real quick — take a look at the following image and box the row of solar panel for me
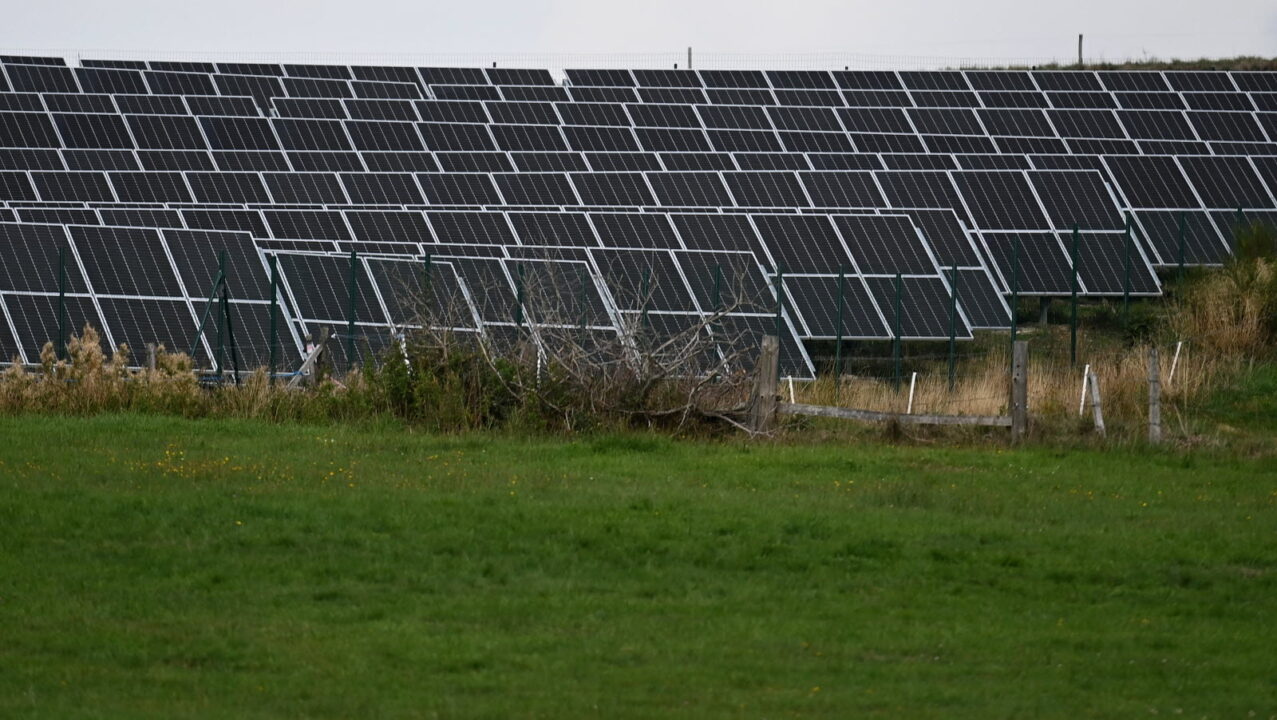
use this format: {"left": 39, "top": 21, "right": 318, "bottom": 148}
{"left": 8, "top": 61, "right": 1277, "bottom": 111}
{"left": 0, "top": 167, "right": 1128, "bottom": 223}
{"left": 0, "top": 194, "right": 1161, "bottom": 312}
{"left": 2, "top": 104, "right": 1274, "bottom": 149}
{"left": 14, "top": 56, "right": 1277, "bottom": 92}
{"left": 6, "top": 193, "right": 1236, "bottom": 276}
{"left": 0, "top": 220, "right": 830, "bottom": 374}
{"left": 0, "top": 212, "right": 984, "bottom": 333}
{"left": 9, "top": 86, "right": 1277, "bottom": 121}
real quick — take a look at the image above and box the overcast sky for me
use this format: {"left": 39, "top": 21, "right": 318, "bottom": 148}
{"left": 3, "top": 0, "right": 1274, "bottom": 67}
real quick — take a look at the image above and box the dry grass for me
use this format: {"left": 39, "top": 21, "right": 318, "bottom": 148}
{"left": 794, "top": 254, "right": 1274, "bottom": 443}
{"left": 795, "top": 343, "right": 1236, "bottom": 431}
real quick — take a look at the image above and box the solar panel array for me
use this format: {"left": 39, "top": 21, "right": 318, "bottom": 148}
{"left": 2, "top": 56, "right": 1276, "bottom": 377}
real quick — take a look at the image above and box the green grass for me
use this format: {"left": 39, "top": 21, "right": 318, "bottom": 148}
{"left": 0, "top": 414, "right": 1274, "bottom": 719}
{"left": 1202, "top": 363, "right": 1277, "bottom": 435}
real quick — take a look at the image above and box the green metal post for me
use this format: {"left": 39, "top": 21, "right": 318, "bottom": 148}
{"left": 775, "top": 265, "right": 785, "bottom": 381}
{"left": 222, "top": 284, "right": 242, "bottom": 386}
{"left": 947, "top": 263, "right": 958, "bottom": 391}
{"left": 346, "top": 250, "right": 358, "bottom": 368}
{"left": 892, "top": 273, "right": 902, "bottom": 391}
{"left": 268, "top": 254, "right": 278, "bottom": 385}
{"left": 189, "top": 266, "right": 225, "bottom": 365}
{"left": 215, "top": 252, "right": 227, "bottom": 377}
{"left": 514, "top": 264, "right": 526, "bottom": 330}
{"left": 215, "top": 292, "right": 226, "bottom": 377}
{"left": 1176, "top": 211, "right": 1186, "bottom": 287}
{"left": 1122, "top": 212, "right": 1132, "bottom": 327}
{"left": 1010, "top": 234, "right": 1020, "bottom": 357}
{"left": 57, "top": 247, "right": 67, "bottom": 361}
{"left": 834, "top": 269, "right": 845, "bottom": 403}
{"left": 1070, "top": 224, "right": 1079, "bottom": 367}
{"left": 1234, "top": 206, "right": 1244, "bottom": 254}
{"left": 712, "top": 264, "right": 722, "bottom": 315}
{"left": 577, "top": 266, "right": 588, "bottom": 330}
{"left": 774, "top": 265, "right": 785, "bottom": 337}
{"left": 423, "top": 252, "right": 433, "bottom": 318}
{"left": 639, "top": 266, "right": 650, "bottom": 329}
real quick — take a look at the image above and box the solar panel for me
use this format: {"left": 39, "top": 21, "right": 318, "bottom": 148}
{"left": 1027, "top": 170, "right": 1124, "bottom": 230}
{"left": 1177, "top": 156, "right": 1274, "bottom": 208}
{"left": 569, "top": 172, "right": 655, "bottom": 206}
{"left": 10, "top": 63, "right": 1277, "bottom": 371}
{"left": 834, "top": 215, "right": 937, "bottom": 275}
{"left": 508, "top": 212, "right": 598, "bottom": 246}
{"left": 863, "top": 276, "right": 970, "bottom": 339}
{"left": 3, "top": 294, "right": 105, "bottom": 364}
{"left": 750, "top": 214, "right": 848, "bottom": 272}
{"left": 648, "top": 172, "right": 734, "bottom": 206}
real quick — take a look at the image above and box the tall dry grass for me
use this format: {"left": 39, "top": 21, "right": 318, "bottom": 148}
{"left": 795, "top": 244, "right": 1274, "bottom": 442}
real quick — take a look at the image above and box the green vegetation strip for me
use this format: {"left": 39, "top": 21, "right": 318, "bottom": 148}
{"left": 0, "top": 415, "right": 1274, "bottom": 718}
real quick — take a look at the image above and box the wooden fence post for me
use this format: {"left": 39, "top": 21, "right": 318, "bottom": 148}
{"left": 145, "top": 343, "right": 156, "bottom": 371}
{"left": 1088, "top": 369, "right": 1106, "bottom": 438}
{"left": 1010, "top": 340, "right": 1028, "bottom": 444}
{"left": 749, "top": 335, "right": 780, "bottom": 433}
{"left": 1148, "top": 347, "right": 1161, "bottom": 444}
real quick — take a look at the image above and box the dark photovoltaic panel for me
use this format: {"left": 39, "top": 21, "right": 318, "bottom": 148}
{"left": 648, "top": 172, "right": 734, "bottom": 206}
{"left": 590, "top": 212, "right": 680, "bottom": 248}
{"left": 982, "top": 232, "right": 1073, "bottom": 294}
{"left": 427, "top": 211, "right": 515, "bottom": 245}
{"left": 799, "top": 171, "right": 886, "bottom": 207}
{"left": 724, "top": 171, "right": 809, "bottom": 207}
{"left": 1071, "top": 233, "right": 1160, "bottom": 295}
{"left": 69, "top": 225, "right": 183, "bottom": 297}
{"left": 1177, "top": 157, "right": 1274, "bottom": 208}
{"left": 946, "top": 267, "right": 1009, "bottom": 329}
{"left": 863, "top": 276, "right": 970, "bottom": 339}
{"left": 750, "top": 214, "right": 848, "bottom": 272}
{"left": 1028, "top": 170, "right": 1124, "bottom": 230}
{"left": 569, "top": 171, "right": 655, "bottom": 206}
{"left": 345, "top": 210, "right": 434, "bottom": 244}
{"left": 508, "top": 212, "right": 598, "bottom": 246}
{"left": 3, "top": 294, "right": 105, "bottom": 363}
{"left": 834, "top": 215, "right": 936, "bottom": 275}
{"left": 163, "top": 228, "right": 270, "bottom": 301}
{"left": 5, "top": 62, "right": 1277, "bottom": 370}
{"left": 1104, "top": 156, "right": 1199, "bottom": 208}
{"left": 673, "top": 250, "right": 772, "bottom": 314}
{"left": 590, "top": 248, "right": 694, "bottom": 311}
{"left": 952, "top": 171, "right": 1050, "bottom": 230}
{"left": 368, "top": 258, "right": 476, "bottom": 329}
{"left": 276, "top": 252, "right": 383, "bottom": 323}
{"left": 0, "top": 222, "right": 88, "bottom": 292}
{"left": 783, "top": 274, "right": 887, "bottom": 338}
{"left": 1134, "top": 210, "right": 1229, "bottom": 266}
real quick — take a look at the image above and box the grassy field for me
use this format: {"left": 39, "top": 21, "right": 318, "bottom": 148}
{"left": 0, "top": 413, "right": 1274, "bottom": 719}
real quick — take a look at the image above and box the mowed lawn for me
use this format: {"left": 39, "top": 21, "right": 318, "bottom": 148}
{"left": 0, "top": 415, "right": 1274, "bottom": 719}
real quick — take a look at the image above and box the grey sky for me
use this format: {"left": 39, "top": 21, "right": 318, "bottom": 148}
{"left": 3, "top": 0, "right": 1274, "bottom": 66}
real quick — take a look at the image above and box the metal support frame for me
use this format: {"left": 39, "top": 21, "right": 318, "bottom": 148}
{"left": 947, "top": 263, "right": 958, "bottom": 391}
{"left": 834, "top": 268, "right": 845, "bottom": 403}
{"left": 56, "top": 246, "right": 67, "bottom": 361}
{"left": 346, "top": 249, "right": 359, "bottom": 368}
{"left": 1010, "top": 234, "right": 1020, "bottom": 358}
{"left": 1070, "top": 224, "right": 1079, "bottom": 367}
{"left": 1176, "top": 211, "right": 1186, "bottom": 286}
{"left": 1122, "top": 212, "right": 1132, "bottom": 326}
{"left": 892, "top": 272, "right": 902, "bottom": 391}
{"left": 774, "top": 264, "right": 785, "bottom": 380}
{"left": 268, "top": 254, "right": 278, "bottom": 384}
